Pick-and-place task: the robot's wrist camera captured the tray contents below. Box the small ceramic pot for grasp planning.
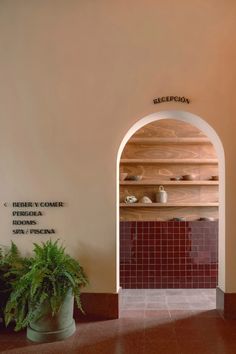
[156,186,168,203]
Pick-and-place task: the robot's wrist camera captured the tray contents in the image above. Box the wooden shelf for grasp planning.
[120,202,219,207]
[120,180,219,186]
[128,137,211,145]
[120,159,218,165]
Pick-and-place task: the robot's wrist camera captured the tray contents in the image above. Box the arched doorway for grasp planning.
[116,111,225,300]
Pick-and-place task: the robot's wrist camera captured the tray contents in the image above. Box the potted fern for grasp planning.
[5,240,88,342]
[0,242,27,325]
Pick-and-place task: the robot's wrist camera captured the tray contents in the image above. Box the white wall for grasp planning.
[0,0,236,293]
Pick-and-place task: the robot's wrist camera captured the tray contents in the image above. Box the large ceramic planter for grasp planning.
[27,290,76,342]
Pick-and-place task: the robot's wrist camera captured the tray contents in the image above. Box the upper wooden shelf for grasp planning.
[128,137,211,145]
[120,180,219,186]
[120,202,219,207]
[120,159,218,165]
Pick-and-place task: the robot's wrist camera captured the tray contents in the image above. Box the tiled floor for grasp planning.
[1,289,236,354]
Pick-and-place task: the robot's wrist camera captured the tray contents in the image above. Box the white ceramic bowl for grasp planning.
[182,174,196,181]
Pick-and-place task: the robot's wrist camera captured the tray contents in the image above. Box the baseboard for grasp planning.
[216,287,236,319]
[74,292,119,320]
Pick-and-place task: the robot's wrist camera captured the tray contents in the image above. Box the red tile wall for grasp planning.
[120,221,218,289]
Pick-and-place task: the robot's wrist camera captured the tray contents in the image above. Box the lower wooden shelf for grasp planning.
[120,202,219,207]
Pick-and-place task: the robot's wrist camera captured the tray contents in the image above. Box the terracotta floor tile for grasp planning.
[69,341,124,354]
[178,340,217,354]
[144,310,171,319]
[169,310,194,320]
[174,326,209,341]
[166,295,189,303]
[122,302,146,309]
[143,289,166,295]
[201,289,216,295]
[215,338,236,354]
[119,310,145,318]
[145,295,166,303]
[143,340,180,354]
[122,295,146,303]
[185,295,207,303]
[146,302,168,310]
[190,302,216,310]
[190,309,221,318]
[167,302,192,310]
[165,289,185,296]
[181,289,203,295]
